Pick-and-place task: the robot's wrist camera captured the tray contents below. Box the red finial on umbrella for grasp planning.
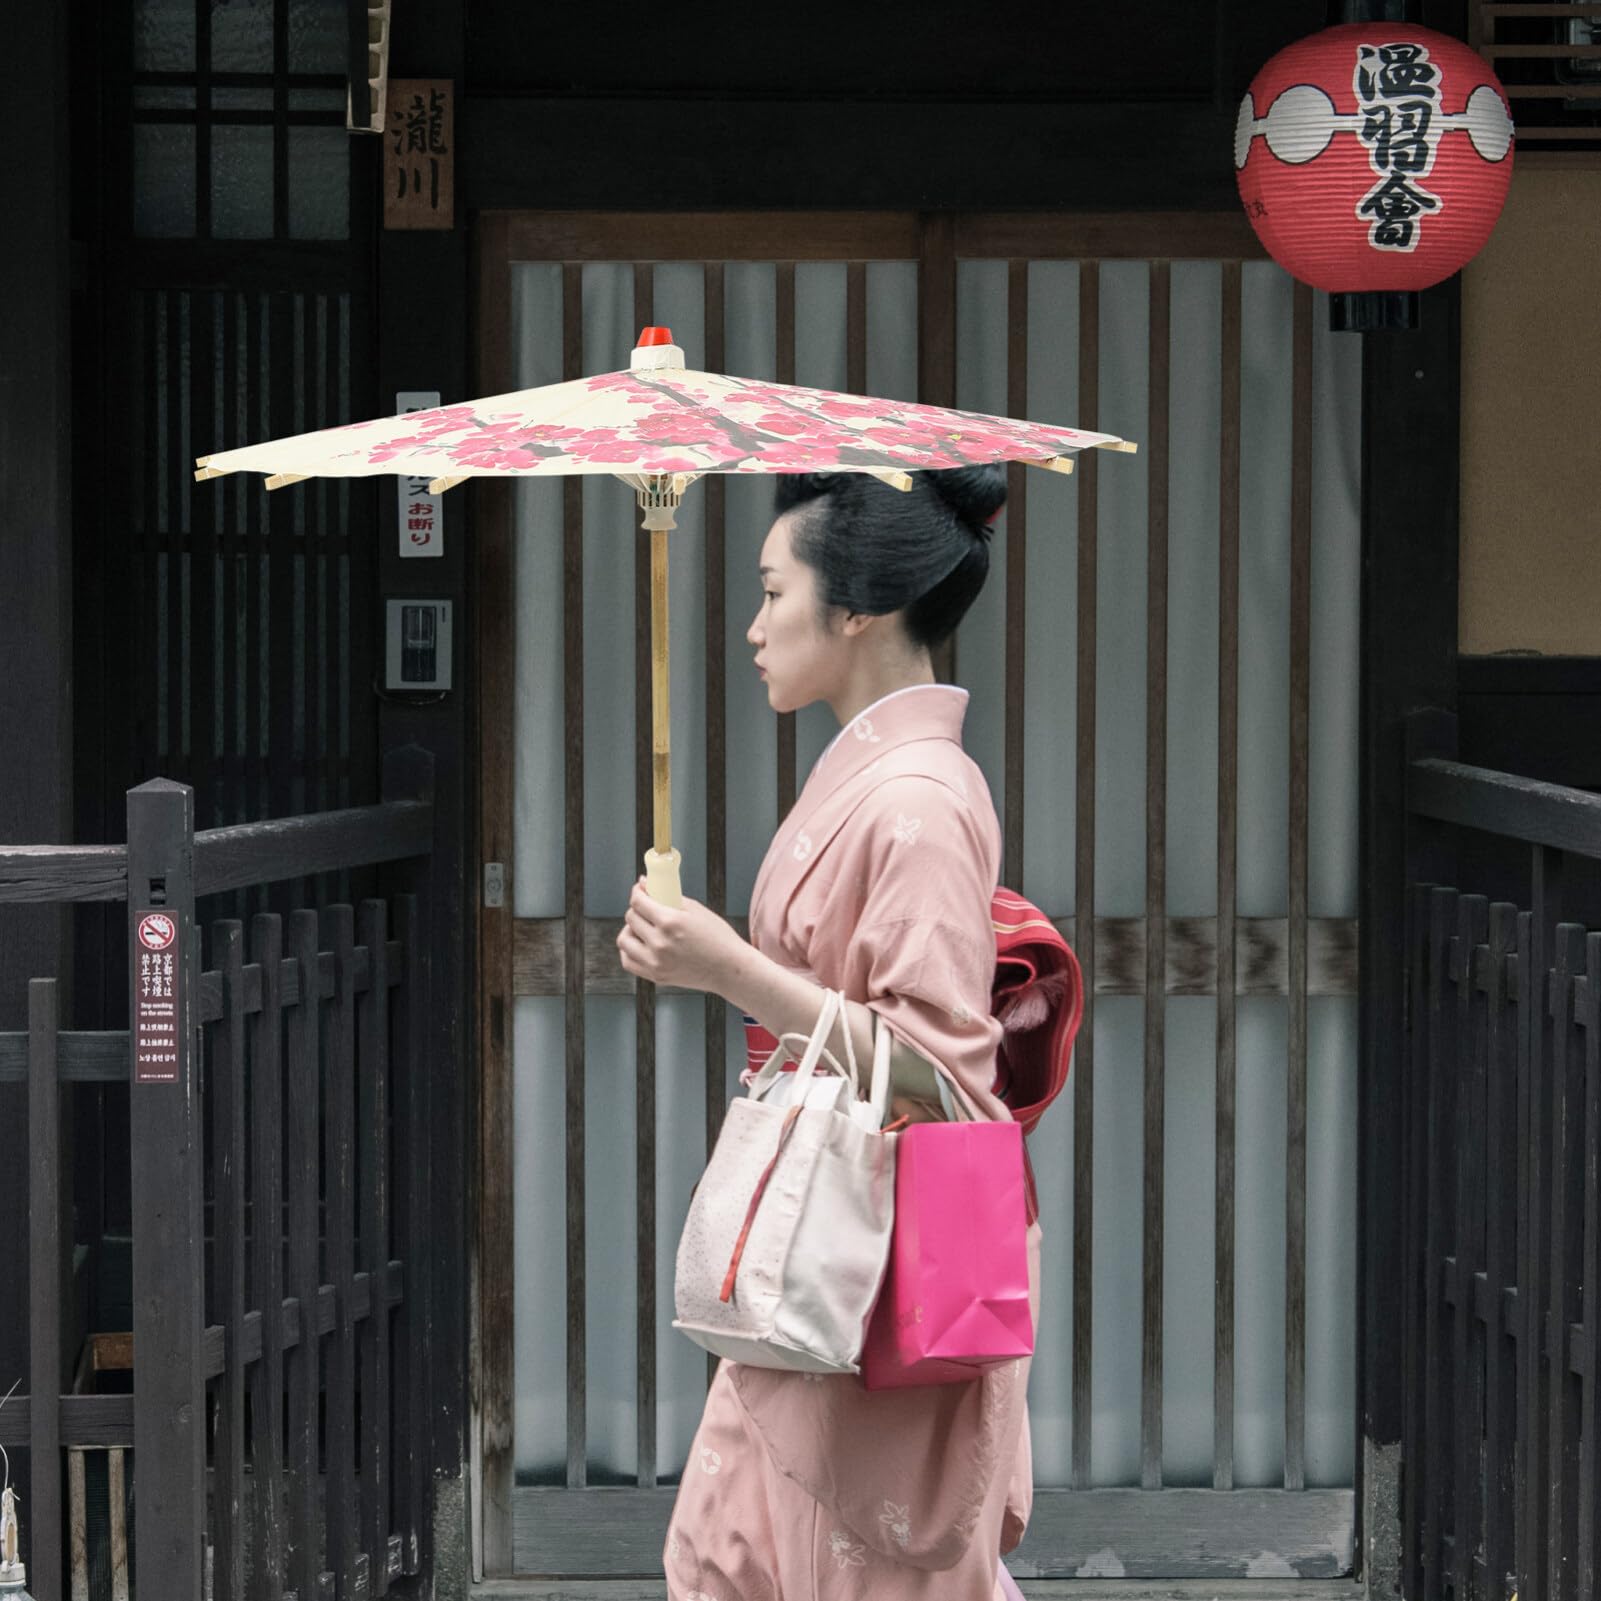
[636,326,673,346]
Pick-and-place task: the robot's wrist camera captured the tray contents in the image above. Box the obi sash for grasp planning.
[738,887,1083,1224]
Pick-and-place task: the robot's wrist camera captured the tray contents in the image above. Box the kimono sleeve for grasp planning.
[835,775,1006,1120]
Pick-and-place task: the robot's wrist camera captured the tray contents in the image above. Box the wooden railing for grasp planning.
[1403,712,1601,1601]
[0,745,435,1601]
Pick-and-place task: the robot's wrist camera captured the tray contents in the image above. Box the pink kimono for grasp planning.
[665,684,1042,1601]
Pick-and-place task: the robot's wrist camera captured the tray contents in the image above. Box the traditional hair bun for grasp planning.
[926,464,1007,537]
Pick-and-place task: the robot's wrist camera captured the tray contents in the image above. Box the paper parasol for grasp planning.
[197,326,1136,905]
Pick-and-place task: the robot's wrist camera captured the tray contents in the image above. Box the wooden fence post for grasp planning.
[125,778,204,1600]
[28,977,63,1601]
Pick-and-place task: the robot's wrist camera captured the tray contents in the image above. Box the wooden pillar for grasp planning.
[0,3,73,1573]
[376,1,471,1578]
[1357,276,1461,1595]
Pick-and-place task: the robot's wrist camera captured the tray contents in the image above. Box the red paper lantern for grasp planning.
[1235,23,1514,294]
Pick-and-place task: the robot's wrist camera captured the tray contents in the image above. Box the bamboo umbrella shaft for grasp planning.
[651,525,672,856]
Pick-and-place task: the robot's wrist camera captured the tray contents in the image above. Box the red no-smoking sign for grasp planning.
[134,910,182,1083]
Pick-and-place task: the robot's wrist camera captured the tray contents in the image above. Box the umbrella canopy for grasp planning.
[196,328,1133,493]
[196,328,1136,905]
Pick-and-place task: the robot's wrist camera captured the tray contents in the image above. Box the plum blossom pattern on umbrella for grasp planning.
[196,365,1128,485]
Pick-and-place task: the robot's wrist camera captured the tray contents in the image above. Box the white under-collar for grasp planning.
[818,682,969,765]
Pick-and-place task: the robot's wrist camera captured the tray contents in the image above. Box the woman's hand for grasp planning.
[617,879,750,997]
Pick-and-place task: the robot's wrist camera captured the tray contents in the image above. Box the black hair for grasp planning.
[771,465,1006,651]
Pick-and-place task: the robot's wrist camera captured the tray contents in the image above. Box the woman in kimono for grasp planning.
[618,465,1040,1601]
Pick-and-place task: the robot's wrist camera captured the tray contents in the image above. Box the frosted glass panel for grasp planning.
[724,263,779,911]
[211,127,273,239]
[955,260,1009,799]
[134,0,194,71]
[511,264,565,920]
[1167,263,1223,915]
[134,125,196,238]
[288,0,346,72]
[211,0,274,71]
[288,126,349,240]
[1237,264,1294,920]
[1020,262,1079,913]
[513,998,566,1481]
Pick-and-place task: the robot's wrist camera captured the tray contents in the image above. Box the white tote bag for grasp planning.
[673,989,897,1373]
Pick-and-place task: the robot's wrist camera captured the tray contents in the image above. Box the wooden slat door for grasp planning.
[474,211,1363,1581]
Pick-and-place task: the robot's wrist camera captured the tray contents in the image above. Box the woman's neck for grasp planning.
[828,654,936,731]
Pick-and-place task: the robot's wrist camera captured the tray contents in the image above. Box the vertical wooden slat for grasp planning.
[1576,931,1601,1601]
[270,0,288,241]
[324,295,345,839]
[1071,260,1099,1492]
[109,1448,130,1601]
[302,297,323,892]
[1401,882,1431,1590]
[1423,887,1461,1599]
[774,261,798,820]
[211,919,247,1601]
[846,262,866,395]
[1452,895,1490,1601]
[68,1451,86,1601]
[1547,922,1587,1600]
[703,261,727,1394]
[321,903,360,1595]
[1141,259,1171,1493]
[561,261,589,1491]
[476,214,518,1564]
[918,214,957,685]
[220,289,240,846]
[285,908,324,1601]
[249,913,286,1601]
[701,271,727,1091]
[1519,845,1564,1601]
[28,978,62,1601]
[391,891,429,1573]
[1483,902,1519,1601]
[193,0,211,240]
[358,899,393,1588]
[243,292,264,838]
[1213,258,1241,1493]
[268,291,295,919]
[166,291,185,782]
[139,293,159,786]
[1284,278,1312,1494]
[192,289,216,835]
[1002,261,1027,893]
[631,262,659,1493]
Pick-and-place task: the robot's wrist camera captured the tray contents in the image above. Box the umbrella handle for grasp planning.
[643,846,683,907]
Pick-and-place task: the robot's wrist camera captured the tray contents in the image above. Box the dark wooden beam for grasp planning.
[1356,276,1461,1592]
[463,98,1257,213]
[0,3,72,1570]
[378,1,470,1563]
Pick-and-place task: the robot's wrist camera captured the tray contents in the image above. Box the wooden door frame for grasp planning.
[469,207,1412,1582]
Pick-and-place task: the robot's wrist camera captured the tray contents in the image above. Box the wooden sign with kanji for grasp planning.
[384,79,455,230]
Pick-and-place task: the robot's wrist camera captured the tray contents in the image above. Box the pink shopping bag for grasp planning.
[860,1119,1034,1391]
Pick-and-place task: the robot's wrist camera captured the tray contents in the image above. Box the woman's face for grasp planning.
[746,512,841,716]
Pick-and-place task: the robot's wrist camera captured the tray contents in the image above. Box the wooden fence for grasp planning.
[1404,713,1601,1601]
[0,746,435,1601]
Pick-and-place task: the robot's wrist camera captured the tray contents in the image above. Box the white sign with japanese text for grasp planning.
[396,389,444,558]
